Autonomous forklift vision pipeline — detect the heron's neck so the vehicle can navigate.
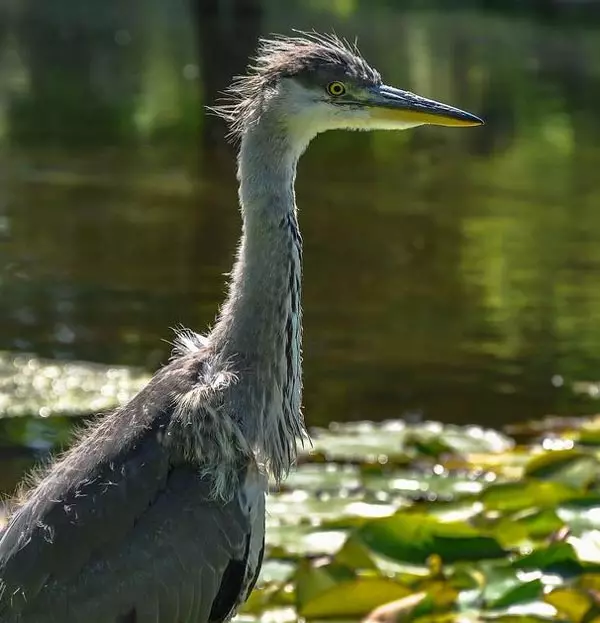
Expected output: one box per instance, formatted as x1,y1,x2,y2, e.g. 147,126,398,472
211,123,306,479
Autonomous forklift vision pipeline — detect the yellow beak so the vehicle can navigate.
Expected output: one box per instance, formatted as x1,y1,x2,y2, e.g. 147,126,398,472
366,85,483,128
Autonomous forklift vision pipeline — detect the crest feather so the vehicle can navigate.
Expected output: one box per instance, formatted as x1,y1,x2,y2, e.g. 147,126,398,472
209,31,381,141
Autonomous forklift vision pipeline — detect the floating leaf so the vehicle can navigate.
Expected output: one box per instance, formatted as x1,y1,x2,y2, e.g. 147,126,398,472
576,427,600,447
333,535,378,571
357,512,506,564
446,563,486,592
241,582,293,614
298,577,412,619
295,559,355,610
560,495,600,510
525,450,588,477
411,578,460,616
490,508,565,549
579,573,600,592
514,542,583,575
404,431,454,458
481,481,577,512
524,450,598,489
545,588,597,623
404,425,512,459
489,517,532,549
514,508,565,539
318,515,372,531
489,579,544,609
284,463,362,492
478,562,534,606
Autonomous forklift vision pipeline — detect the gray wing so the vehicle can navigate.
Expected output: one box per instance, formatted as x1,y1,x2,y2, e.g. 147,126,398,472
0,356,264,623
209,465,266,622
35,466,259,623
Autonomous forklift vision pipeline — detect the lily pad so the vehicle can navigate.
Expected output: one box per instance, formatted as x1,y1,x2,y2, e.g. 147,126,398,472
295,559,356,611
357,512,506,564
488,579,544,609
298,576,413,619
524,450,598,489
332,534,378,571
480,481,577,513
545,588,600,623
513,542,583,575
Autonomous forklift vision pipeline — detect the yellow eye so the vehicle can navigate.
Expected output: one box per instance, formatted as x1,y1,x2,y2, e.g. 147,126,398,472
327,81,346,97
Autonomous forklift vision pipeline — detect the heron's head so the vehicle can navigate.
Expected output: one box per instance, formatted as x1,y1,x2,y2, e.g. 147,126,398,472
214,32,482,146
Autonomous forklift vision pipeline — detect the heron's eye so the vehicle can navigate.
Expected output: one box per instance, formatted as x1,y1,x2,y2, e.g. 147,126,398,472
326,81,346,97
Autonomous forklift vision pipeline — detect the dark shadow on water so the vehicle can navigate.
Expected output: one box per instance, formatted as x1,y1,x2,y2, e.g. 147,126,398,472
192,0,262,147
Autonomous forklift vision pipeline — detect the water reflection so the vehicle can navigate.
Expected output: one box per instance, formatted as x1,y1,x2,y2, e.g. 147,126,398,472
1,0,600,438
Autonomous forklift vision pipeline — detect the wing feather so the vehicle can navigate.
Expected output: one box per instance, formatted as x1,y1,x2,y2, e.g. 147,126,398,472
0,355,264,623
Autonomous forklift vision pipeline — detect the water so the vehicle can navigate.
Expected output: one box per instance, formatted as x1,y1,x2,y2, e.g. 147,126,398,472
2,0,600,435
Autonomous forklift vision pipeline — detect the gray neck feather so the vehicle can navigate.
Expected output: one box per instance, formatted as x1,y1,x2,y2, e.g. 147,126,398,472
211,116,307,482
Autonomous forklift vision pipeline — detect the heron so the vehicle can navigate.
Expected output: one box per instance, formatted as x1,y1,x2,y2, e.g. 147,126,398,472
0,33,482,622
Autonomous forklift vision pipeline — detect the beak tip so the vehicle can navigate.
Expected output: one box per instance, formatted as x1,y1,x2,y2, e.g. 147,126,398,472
450,113,484,128
454,111,484,127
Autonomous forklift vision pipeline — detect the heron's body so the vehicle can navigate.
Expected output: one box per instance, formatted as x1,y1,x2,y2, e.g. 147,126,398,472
0,343,266,622
0,33,481,622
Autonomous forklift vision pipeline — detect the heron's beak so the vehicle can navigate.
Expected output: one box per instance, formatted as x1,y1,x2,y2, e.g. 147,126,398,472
366,84,483,128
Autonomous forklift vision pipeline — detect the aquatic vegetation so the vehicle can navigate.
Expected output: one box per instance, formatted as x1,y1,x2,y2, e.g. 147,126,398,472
248,418,600,623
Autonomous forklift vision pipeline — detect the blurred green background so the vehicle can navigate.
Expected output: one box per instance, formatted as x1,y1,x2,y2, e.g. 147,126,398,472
2,0,600,435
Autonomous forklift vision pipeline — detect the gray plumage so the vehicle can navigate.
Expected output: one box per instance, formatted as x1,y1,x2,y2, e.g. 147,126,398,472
214,33,381,138
0,32,482,623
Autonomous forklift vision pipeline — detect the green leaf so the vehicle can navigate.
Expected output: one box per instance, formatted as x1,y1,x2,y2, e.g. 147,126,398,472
513,542,583,575
481,481,577,512
576,428,600,447
489,517,531,549
489,579,544,609
580,572,600,592
545,588,597,623
560,494,600,509
295,559,355,609
298,577,413,619
404,431,454,458
333,534,378,571
410,579,460,618
513,508,565,539
524,450,598,489
525,450,586,476
241,583,293,614
357,512,506,564
478,562,531,606
318,515,371,531
490,509,564,548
